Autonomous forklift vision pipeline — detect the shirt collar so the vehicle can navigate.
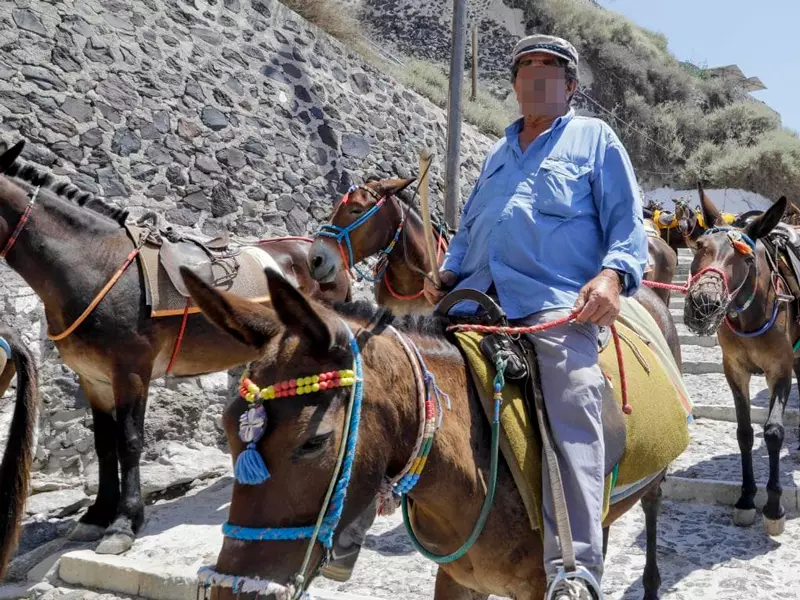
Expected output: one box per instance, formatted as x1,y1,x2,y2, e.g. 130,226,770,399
505,108,576,155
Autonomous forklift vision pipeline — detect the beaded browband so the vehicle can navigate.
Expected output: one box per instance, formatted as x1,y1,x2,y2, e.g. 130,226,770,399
234,368,358,485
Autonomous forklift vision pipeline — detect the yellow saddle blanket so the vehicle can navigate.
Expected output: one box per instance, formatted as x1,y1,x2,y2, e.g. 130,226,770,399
454,297,693,535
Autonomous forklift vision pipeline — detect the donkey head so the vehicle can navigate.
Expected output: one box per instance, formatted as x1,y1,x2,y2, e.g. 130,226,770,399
182,266,392,598
307,177,414,283
684,183,786,336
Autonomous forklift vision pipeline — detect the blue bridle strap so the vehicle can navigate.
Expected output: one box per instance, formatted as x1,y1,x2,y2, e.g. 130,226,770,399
222,322,364,550
0,336,12,360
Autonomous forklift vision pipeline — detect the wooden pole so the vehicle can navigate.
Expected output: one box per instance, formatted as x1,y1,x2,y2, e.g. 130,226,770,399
444,0,468,231
471,24,478,102
418,148,440,286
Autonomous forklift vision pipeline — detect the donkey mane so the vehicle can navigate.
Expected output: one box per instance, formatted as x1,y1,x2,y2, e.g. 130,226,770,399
331,298,450,338
4,160,130,226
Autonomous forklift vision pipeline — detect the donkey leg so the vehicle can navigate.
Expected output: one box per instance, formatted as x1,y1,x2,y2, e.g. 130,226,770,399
793,360,800,453
602,527,609,560
96,372,149,554
762,376,790,536
70,381,120,541
433,568,489,600
640,479,663,600
724,364,757,526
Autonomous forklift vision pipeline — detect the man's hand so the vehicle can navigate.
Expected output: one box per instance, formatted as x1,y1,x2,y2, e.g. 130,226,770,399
573,269,623,326
423,270,458,306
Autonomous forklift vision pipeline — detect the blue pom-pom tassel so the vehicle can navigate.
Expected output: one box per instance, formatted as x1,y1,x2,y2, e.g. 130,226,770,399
234,442,270,485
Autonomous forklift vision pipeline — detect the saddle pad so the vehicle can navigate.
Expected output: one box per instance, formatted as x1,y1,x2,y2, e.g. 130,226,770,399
453,297,693,536
125,225,277,318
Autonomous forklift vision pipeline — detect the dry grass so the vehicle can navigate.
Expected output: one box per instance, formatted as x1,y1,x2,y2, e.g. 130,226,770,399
387,59,516,139
278,0,363,47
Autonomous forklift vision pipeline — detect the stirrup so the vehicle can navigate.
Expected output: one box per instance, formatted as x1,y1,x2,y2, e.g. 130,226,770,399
545,566,603,600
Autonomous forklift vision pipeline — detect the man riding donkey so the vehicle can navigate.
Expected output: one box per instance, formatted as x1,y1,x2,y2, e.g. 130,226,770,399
326,35,649,600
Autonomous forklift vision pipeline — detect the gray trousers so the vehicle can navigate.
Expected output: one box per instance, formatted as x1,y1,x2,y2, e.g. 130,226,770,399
516,308,606,584
334,309,606,584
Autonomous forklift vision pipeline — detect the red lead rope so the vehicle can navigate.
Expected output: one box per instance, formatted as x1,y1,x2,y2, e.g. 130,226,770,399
448,313,632,415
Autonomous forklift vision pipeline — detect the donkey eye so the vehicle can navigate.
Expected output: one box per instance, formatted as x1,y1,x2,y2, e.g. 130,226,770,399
295,432,332,459
349,208,364,216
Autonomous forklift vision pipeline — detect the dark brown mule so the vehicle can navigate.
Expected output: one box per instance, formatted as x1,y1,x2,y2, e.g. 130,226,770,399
0,328,38,580
0,140,350,555
307,178,448,316
182,266,682,600
684,187,796,536
643,221,678,306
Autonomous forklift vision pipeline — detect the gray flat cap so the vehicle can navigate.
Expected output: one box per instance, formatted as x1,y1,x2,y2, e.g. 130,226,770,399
511,34,579,68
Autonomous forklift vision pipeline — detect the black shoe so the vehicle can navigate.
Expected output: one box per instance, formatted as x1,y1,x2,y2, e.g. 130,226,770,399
549,579,598,600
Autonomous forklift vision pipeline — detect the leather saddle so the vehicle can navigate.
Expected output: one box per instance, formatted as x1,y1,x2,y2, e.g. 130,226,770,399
436,289,626,477
135,213,238,297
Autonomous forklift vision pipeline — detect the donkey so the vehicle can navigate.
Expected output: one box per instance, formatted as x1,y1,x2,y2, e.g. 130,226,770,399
0,328,38,580
0,140,350,555
307,178,449,316
180,265,686,600
684,186,796,536
643,225,678,307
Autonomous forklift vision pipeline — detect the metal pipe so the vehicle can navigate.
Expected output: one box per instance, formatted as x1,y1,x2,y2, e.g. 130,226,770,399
444,0,468,230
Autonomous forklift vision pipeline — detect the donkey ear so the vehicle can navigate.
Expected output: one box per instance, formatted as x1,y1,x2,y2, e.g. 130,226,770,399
264,267,333,353
0,141,25,174
697,182,723,228
180,266,281,348
745,196,786,241
377,178,416,197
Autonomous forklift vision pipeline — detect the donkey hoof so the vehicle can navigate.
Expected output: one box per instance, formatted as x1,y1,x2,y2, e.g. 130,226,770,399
733,507,756,527
68,523,106,541
95,532,135,555
764,514,786,537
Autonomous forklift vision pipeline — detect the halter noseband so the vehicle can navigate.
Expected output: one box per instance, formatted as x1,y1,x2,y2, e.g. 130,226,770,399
314,184,397,282
688,227,778,337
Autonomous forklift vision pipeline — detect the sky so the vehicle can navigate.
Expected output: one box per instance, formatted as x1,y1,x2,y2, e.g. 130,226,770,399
596,0,800,133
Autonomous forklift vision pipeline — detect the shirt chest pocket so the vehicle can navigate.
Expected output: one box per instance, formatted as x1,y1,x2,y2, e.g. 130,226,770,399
532,159,594,219
463,162,506,228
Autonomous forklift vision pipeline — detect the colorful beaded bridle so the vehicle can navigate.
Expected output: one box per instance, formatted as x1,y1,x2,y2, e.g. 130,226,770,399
196,320,451,599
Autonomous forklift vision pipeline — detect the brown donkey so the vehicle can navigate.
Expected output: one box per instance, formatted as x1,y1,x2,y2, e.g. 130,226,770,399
307,178,449,316
0,140,350,555
181,266,684,600
684,186,796,536
642,221,678,306
0,328,38,580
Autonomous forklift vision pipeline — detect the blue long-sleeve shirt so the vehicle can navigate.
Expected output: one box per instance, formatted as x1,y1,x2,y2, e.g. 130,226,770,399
441,109,647,319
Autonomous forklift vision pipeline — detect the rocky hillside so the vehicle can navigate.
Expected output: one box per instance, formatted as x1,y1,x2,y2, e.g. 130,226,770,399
349,0,800,202
0,0,494,514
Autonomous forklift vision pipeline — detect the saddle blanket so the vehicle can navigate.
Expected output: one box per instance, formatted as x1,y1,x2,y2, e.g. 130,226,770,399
125,224,279,318
454,296,693,536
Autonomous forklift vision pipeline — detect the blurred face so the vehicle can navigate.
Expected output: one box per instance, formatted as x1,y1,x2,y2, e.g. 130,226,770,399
512,53,575,119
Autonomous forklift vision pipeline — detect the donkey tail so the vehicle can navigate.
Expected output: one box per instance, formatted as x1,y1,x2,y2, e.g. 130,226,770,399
0,330,39,580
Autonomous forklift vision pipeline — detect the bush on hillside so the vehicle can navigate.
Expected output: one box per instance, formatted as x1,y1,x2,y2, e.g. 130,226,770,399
680,130,800,201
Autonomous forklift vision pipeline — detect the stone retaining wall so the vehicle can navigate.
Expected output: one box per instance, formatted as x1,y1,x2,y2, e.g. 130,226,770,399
0,0,496,509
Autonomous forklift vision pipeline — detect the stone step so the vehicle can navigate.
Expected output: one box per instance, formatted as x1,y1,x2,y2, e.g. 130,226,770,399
680,343,723,374
682,372,800,413
42,477,800,600
665,418,800,515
